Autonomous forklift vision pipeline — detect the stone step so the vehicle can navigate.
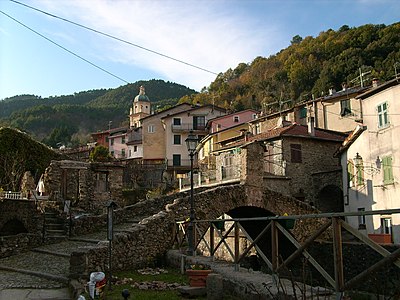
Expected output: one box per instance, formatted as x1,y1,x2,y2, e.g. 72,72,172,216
0,265,69,285
31,248,70,258
69,237,102,244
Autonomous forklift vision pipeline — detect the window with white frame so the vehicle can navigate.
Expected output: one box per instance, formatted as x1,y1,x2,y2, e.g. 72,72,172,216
173,134,181,145
173,118,181,126
148,124,155,133
134,145,137,152
377,102,389,128
233,116,240,123
381,217,392,235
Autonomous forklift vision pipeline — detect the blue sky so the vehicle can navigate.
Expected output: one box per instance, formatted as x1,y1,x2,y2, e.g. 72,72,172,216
0,0,399,100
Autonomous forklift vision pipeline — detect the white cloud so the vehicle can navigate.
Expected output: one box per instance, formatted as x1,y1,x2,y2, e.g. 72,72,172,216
33,0,278,90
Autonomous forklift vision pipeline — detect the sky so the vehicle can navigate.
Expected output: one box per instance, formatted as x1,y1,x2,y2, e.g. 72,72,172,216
0,0,399,100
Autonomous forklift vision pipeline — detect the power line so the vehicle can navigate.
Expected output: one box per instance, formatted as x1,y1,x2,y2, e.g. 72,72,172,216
10,0,219,76
0,10,129,84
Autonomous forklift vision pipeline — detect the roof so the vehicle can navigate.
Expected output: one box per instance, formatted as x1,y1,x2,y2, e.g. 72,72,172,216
140,103,192,121
214,123,347,153
356,78,400,100
250,124,347,142
160,104,226,119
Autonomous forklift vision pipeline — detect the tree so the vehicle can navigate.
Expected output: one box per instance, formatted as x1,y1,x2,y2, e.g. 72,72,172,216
89,145,111,162
291,35,303,45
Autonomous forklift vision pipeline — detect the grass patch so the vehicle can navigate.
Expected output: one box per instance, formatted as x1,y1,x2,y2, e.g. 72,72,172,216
79,267,206,300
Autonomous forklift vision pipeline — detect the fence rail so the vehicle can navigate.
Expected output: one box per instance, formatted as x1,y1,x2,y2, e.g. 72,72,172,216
173,209,400,296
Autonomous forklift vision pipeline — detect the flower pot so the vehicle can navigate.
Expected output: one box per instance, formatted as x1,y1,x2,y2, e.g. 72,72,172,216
186,269,212,287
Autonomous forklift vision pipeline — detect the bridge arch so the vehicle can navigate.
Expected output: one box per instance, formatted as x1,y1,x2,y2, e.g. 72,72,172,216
0,218,28,236
316,184,343,212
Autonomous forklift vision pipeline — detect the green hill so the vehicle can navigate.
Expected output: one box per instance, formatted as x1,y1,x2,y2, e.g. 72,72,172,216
0,80,197,147
187,22,400,112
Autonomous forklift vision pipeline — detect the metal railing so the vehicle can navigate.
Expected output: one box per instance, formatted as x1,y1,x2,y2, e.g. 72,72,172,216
173,209,400,296
171,123,206,132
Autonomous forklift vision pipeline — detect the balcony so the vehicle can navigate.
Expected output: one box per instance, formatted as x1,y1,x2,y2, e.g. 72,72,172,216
171,123,206,133
166,159,198,170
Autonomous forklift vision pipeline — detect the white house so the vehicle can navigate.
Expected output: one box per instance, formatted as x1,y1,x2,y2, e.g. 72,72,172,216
340,78,400,244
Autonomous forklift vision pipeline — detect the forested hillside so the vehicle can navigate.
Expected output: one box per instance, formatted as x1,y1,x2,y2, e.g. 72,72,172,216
0,80,196,147
1,23,399,147
183,23,400,112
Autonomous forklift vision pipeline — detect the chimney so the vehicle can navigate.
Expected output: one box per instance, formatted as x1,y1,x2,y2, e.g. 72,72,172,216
372,78,379,88
308,117,315,136
342,83,347,91
329,88,336,95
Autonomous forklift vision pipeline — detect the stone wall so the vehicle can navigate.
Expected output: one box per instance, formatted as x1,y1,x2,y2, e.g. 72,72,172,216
0,233,42,258
0,199,42,235
44,160,125,214
68,183,325,280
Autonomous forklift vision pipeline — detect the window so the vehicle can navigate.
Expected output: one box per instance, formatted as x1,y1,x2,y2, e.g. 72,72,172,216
290,144,302,163
173,118,181,125
110,139,114,146
377,102,389,128
193,116,206,130
148,124,155,133
121,136,125,144
347,160,354,188
358,208,366,229
173,154,181,166
110,151,114,157
233,116,240,123
382,156,394,184
255,124,261,134
134,145,138,152
381,218,392,235
173,134,181,145
340,99,351,116
299,107,307,119
252,114,257,119
129,149,131,157
356,159,364,186
121,149,126,158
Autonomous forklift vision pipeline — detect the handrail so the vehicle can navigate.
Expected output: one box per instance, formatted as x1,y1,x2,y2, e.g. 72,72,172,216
173,208,400,295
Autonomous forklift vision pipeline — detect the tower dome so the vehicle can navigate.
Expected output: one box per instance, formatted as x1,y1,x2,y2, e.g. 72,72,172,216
134,85,150,102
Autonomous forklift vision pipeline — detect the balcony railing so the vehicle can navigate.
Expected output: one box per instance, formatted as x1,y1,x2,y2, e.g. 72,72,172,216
171,123,206,132
179,165,241,191
166,159,198,169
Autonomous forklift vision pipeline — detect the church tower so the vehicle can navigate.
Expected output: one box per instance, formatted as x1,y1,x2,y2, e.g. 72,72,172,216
129,85,151,128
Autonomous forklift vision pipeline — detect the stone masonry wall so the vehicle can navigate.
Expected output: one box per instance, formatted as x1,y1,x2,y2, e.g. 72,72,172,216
69,183,325,280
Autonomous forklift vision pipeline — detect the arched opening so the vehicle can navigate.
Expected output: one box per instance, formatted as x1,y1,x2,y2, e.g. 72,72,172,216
225,206,296,271
317,185,343,213
0,219,28,236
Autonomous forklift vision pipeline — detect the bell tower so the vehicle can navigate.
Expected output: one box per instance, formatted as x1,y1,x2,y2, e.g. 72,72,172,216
130,86,151,128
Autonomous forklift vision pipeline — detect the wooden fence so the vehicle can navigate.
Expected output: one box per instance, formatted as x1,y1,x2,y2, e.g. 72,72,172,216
174,209,400,296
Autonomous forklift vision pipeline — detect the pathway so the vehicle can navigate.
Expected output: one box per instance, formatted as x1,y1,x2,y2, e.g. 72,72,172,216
0,219,142,299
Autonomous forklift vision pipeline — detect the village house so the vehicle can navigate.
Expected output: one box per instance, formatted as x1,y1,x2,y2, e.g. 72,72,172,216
339,78,400,244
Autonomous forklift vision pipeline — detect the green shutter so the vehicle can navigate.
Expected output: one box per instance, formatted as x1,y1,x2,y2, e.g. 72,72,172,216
383,156,394,184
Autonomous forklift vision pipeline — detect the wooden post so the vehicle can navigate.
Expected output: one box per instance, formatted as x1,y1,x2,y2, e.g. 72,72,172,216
332,217,344,292
271,220,279,272
234,221,239,271
210,224,215,259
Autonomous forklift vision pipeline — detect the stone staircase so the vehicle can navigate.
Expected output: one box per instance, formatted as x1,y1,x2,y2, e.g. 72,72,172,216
43,209,68,242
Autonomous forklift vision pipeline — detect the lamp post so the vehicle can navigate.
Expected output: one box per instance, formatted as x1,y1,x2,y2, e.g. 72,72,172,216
185,131,198,256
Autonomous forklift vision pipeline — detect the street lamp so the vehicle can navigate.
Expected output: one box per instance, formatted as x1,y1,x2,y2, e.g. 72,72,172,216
185,131,198,256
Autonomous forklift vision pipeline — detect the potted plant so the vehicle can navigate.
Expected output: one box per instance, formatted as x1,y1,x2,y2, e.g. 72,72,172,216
186,264,212,287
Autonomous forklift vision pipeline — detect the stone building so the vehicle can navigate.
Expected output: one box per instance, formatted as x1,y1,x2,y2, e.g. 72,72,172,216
43,160,125,214
211,120,348,212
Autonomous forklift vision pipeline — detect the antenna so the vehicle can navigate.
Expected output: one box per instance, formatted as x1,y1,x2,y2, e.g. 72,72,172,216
394,62,400,79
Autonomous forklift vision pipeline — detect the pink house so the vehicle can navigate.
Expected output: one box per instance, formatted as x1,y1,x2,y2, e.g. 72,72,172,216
206,109,260,133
